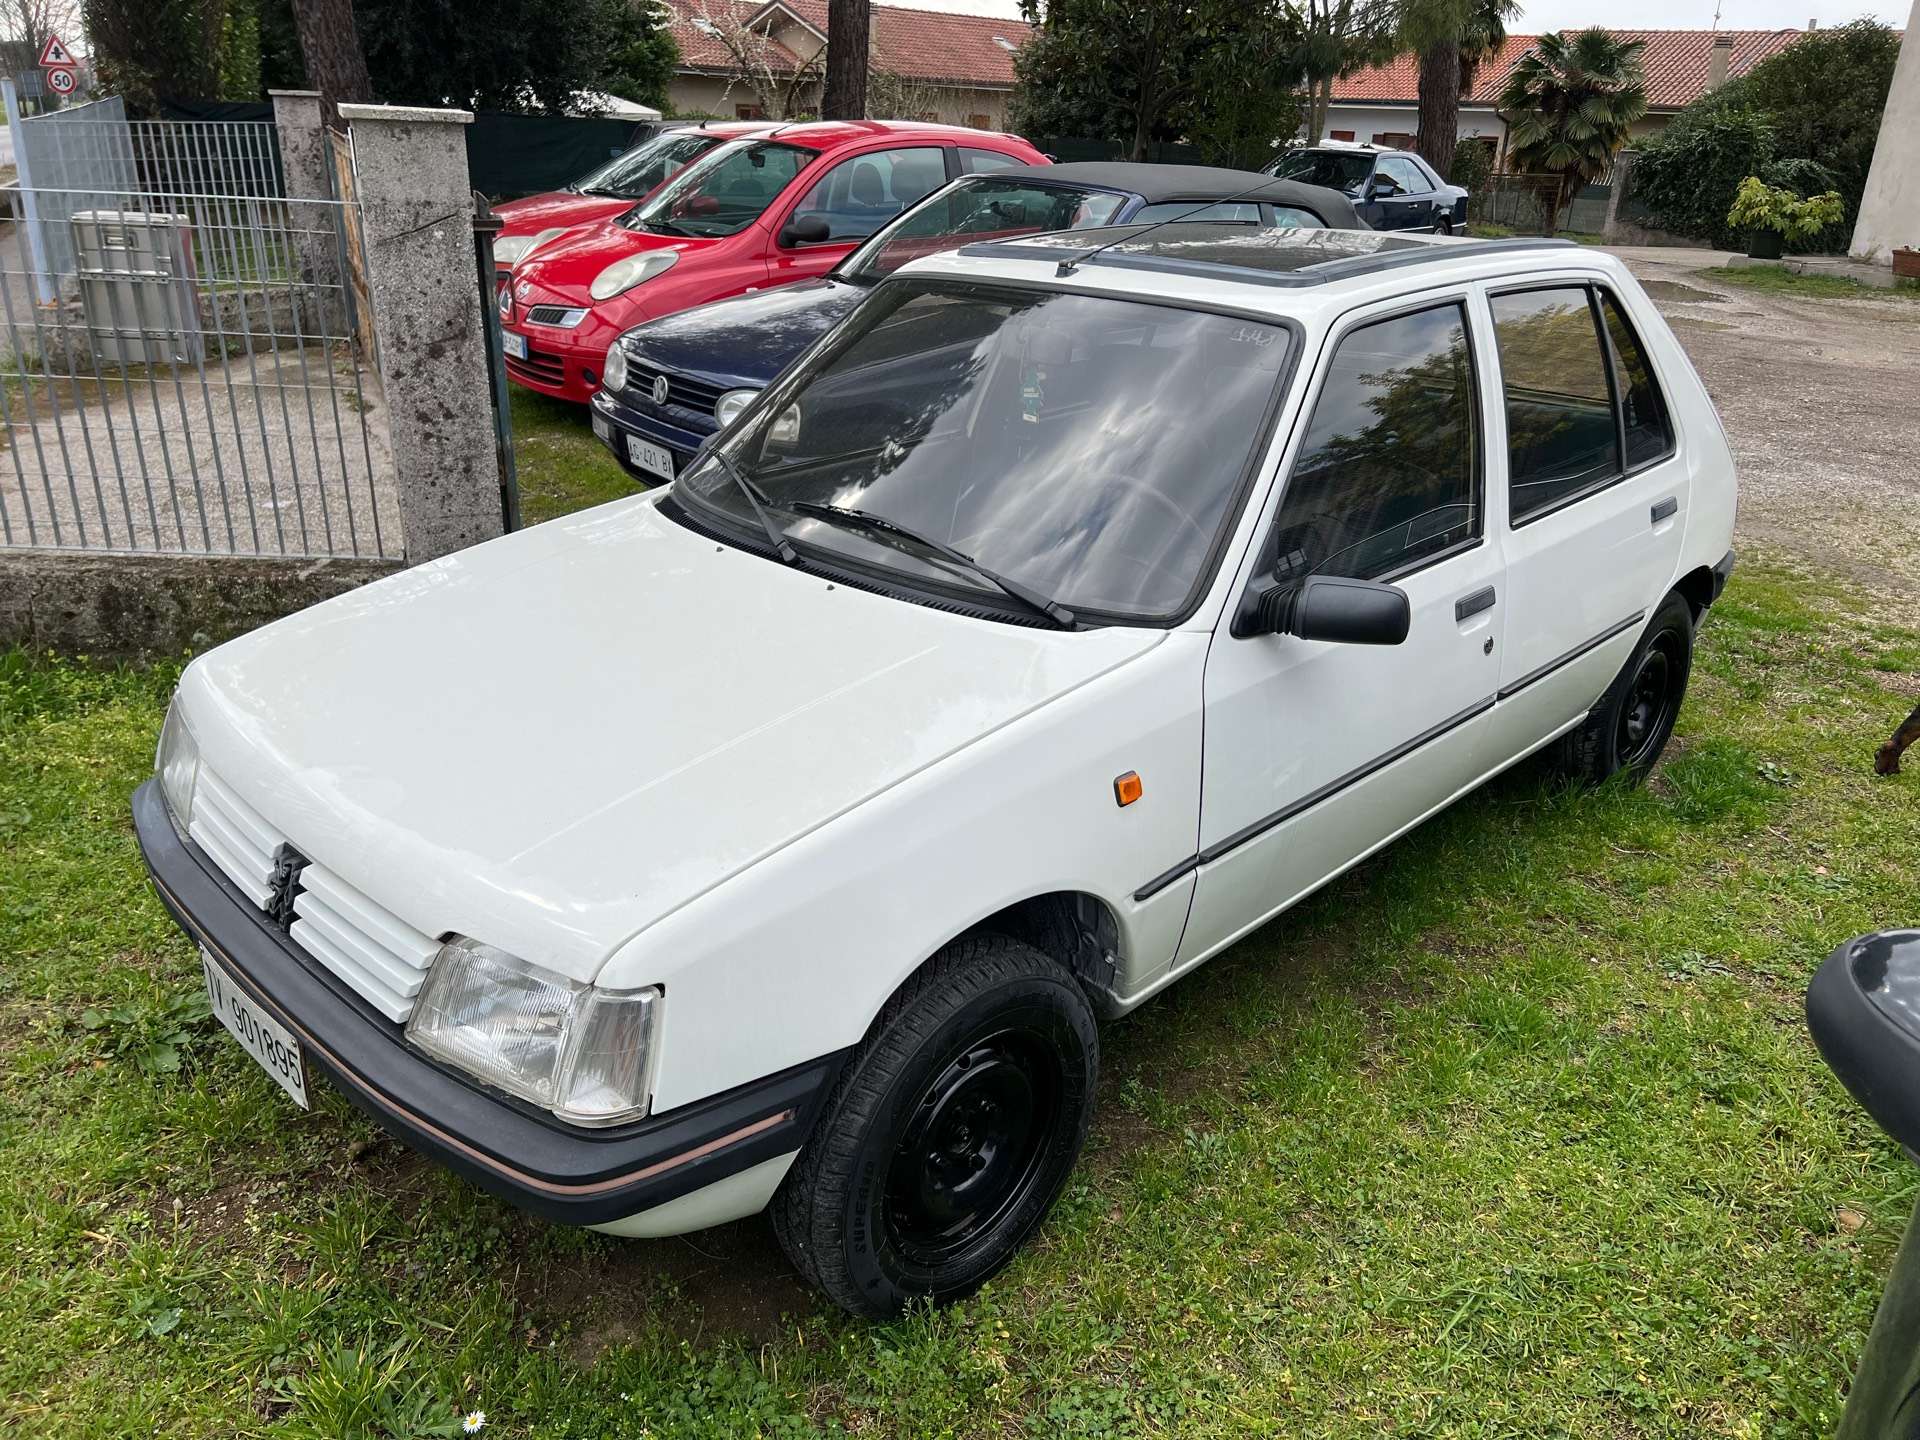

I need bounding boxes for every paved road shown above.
[1611,245,1920,623]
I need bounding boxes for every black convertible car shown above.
[588,161,1367,481]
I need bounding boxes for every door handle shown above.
[1455,585,1496,621]
[1651,496,1678,524]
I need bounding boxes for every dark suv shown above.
[1264,143,1468,234]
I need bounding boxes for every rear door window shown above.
[1131,201,1263,225]
[1271,302,1480,582]
[1597,291,1675,470]
[1380,157,1432,194]
[1492,287,1622,523]
[961,147,1027,174]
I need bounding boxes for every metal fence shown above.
[0,105,397,559]
[1469,174,1569,235]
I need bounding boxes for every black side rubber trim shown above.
[1131,855,1200,903]
[1495,610,1645,702]
[1135,610,1650,900]
[1133,696,1494,900]
[133,781,847,1226]
[1650,496,1678,524]
[1710,548,1736,602]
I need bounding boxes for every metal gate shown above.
[0,96,397,558]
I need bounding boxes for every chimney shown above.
[1809,17,1819,27]
[1707,34,1733,90]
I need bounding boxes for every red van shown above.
[500,120,1044,403]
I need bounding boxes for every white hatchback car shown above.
[138,225,1735,1318]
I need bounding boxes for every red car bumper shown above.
[502,307,628,405]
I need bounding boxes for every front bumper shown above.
[133,780,843,1226]
[502,322,603,404]
[590,389,710,479]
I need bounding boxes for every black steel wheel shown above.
[771,934,1097,1318]
[884,1026,1061,1267]
[1554,590,1695,785]
[1615,630,1683,770]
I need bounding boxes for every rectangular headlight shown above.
[406,937,659,1127]
[156,699,199,828]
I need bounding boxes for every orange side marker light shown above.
[1114,771,1143,807]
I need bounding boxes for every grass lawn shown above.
[507,387,643,526]
[1701,264,1920,303]
[5,548,1920,1437]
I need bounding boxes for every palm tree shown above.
[1402,0,1518,182]
[1498,28,1649,231]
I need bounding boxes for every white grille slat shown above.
[197,769,282,858]
[184,763,441,1023]
[191,798,275,885]
[293,889,427,999]
[298,865,439,965]
[290,918,414,1022]
[188,818,277,908]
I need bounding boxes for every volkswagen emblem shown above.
[652,374,670,406]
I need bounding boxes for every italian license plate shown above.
[501,330,528,361]
[201,947,308,1109]
[592,411,612,443]
[626,434,674,480]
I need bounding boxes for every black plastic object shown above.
[1807,932,1920,1440]
[1807,930,1920,1155]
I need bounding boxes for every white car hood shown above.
[182,496,1162,981]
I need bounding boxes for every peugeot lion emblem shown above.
[652,375,670,406]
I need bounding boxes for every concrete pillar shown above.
[1850,0,1920,264]
[270,89,345,334]
[337,103,504,561]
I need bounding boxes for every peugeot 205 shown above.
[136,225,1736,1318]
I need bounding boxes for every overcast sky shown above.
[880,0,1912,32]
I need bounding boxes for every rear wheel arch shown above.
[1671,563,1721,621]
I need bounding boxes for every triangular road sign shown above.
[38,35,73,69]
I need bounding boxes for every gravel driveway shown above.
[1612,245,1920,623]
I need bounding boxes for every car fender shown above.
[597,629,1210,1112]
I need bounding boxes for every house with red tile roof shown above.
[1321,28,1809,163]
[663,0,1034,129]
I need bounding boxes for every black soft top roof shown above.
[959,222,1575,288]
[1028,162,1365,228]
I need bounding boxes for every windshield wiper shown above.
[703,450,799,563]
[790,502,1075,628]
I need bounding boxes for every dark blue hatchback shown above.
[588,162,1365,484]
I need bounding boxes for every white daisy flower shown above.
[462,1412,486,1434]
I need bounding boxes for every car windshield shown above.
[676,281,1292,621]
[573,131,723,200]
[842,177,1129,281]
[625,140,815,238]
[1267,150,1372,192]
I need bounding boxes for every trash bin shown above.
[71,208,202,367]
[1806,929,1920,1439]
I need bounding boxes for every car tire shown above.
[1435,216,1453,235]
[770,933,1098,1318]
[1553,591,1694,786]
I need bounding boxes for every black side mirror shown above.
[1233,574,1410,643]
[778,214,832,247]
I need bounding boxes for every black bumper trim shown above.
[1710,548,1736,603]
[133,780,846,1226]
